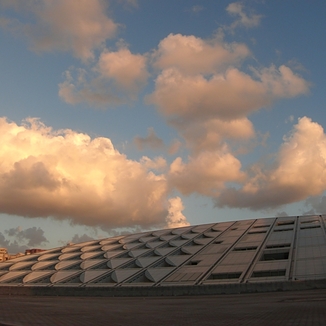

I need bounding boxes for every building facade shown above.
[0,215,325,288]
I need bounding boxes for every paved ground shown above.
[0,289,326,325]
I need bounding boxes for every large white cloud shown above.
[0,117,189,229]
[216,117,326,210]
[0,0,117,60]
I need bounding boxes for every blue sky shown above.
[0,0,326,253]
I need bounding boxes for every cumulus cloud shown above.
[98,47,149,93]
[147,33,309,198]
[152,33,250,75]
[0,117,189,229]
[0,0,117,61]
[148,65,309,125]
[168,149,245,197]
[226,2,262,29]
[216,117,326,210]
[59,47,149,107]
[166,197,189,228]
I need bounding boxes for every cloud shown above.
[152,33,250,75]
[0,0,117,61]
[5,226,48,247]
[0,117,189,229]
[1,226,48,253]
[226,2,262,29]
[188,5,204,14]
[168,149,245,197]
[178,118,255,154]
[98,47,149,93]
[147,33,309,198]
[71,233,95,244]
[305,196,326,214]
[59,68,123,107]
[140,156,167,172]
[134,127,164,150]
[59,47,149,107]
[216,117,326,210]
[166,197,189,228]
[148,65,309,125]
[0,232,28,254]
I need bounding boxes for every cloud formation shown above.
[152,33,250,76]
[0,0,117,60]
[5,226,48,247]
[168,149,245,196]
[226,2,262,29]
[0,118,189,229]
[0,226,48,253]
[59,47,149,106]
[146,33,309,201]
[216,117,326,210]
[134,128,164,151]
[166,197,189,228]
[149,65,309,124]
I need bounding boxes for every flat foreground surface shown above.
[0,289,326,325]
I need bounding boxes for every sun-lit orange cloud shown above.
[168,149,245,197]
[148,65,309,123]
[152,33,250,75]
[216,117,326,210]
[166,197,190,228]
[0,118,188,229]
[98,47,149,93]
[147,33,310,200]
[0,0,117,60]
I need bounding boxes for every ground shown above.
[0,289,326,325]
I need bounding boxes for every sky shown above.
[0,0,326,253]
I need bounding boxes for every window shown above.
[252,269,286,278]
[248,230,267,234]
[209,272,241,280]
[253,225,270,228]
[274,228,293,232]
[260,250,289,261]
[233,246,258,251]
[266,243,290,249]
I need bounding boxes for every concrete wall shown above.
[1,279,326,297]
